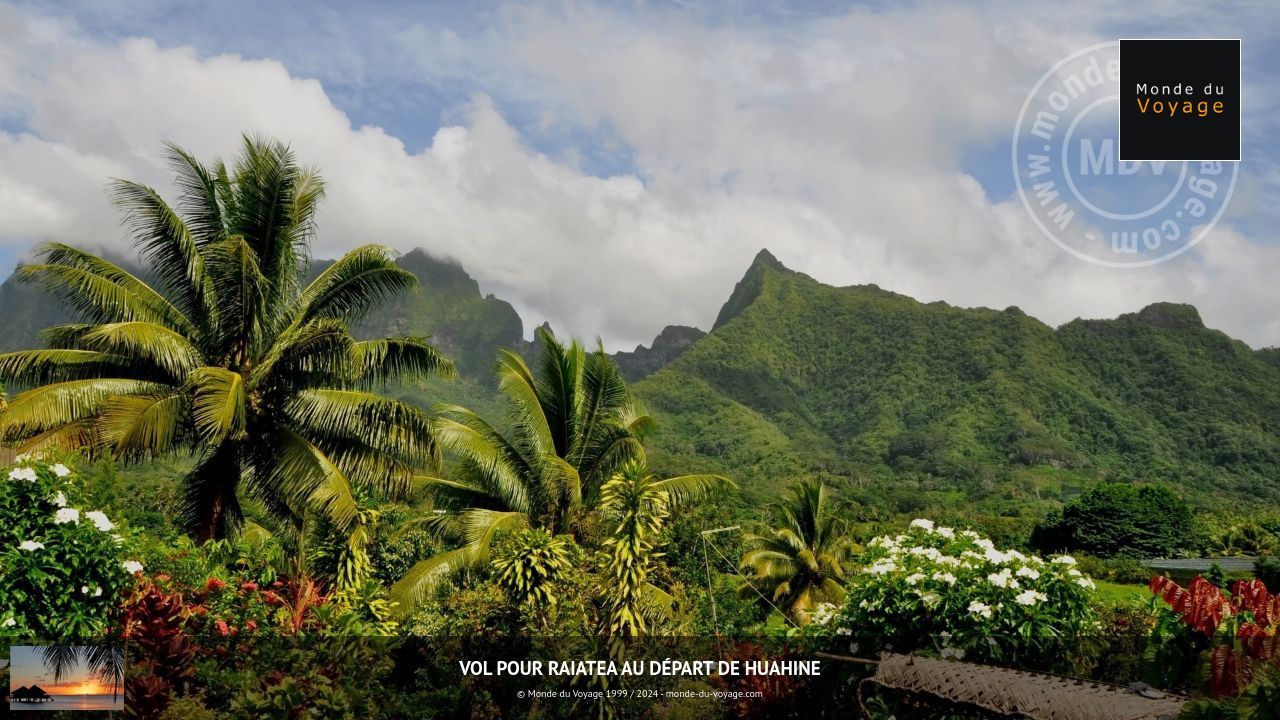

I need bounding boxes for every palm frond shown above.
[0,378,167,443]
[294,245,417,325]
[186,367,246,445]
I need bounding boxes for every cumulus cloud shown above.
[0,0,1277,350]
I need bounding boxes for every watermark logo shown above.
[1012,41,1237,267]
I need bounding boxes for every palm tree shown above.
[738,478,851,624]
[392,327,727,611]
[40,645,125,702]
[599,459,679,636]
[0,137,453,541]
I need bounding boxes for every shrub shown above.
[819,519,1099,673]
[1031,483,1197,558]
[0,458,142,640]
[1255,556,1280,590]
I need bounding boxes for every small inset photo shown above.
[8,646,124,713]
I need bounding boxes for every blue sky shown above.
[1,0,1277,348]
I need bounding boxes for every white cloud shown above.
[0,1,1278,351]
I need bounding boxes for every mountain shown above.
[632,250,1280,512]
[614,325,707,381]
[4,243,1279,517]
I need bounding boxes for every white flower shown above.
[2,617,15,627]
[51,491,67,508]
[121,560,144,575]
[866,560,898,575]
[7,467,37,482]
[909,518,935,532]
[932,572,957,585]
[1067,568,1082,577]
[81,585,90,594]
[54,508,80,524]
[111,534,124,545]
[960,530,980,539]
[936,527,955,539]
[983,547,1009,564]
[1051,555,1077,566]
[920,591,941,608]
[967,601,993,618]
[905,573,926,586]
[974,539,995,551]
[93,587,102,597]
[1006,550,1026,562]
[1076,577,1096,590]
[14,453,31,463]
[84,510,115,532]
[52,463,71,477]
[1015,589,1048,606]
[835,627,852,636]
[987,570,1019,589]
[1015,567,1040,580]
[18,541,45,551]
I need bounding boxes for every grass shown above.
[1094,580,1149,607]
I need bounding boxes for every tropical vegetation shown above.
[0,137,452,543]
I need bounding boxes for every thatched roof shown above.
[28,684,50,698]
[871,654,1186,720]
[12,685,31,698]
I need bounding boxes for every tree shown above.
[0,137,453,541]
[392,328,727,611]
[40,645,125,702]
[738,478,851,624]
[1031,483,1198,558]
[598,459,677,637]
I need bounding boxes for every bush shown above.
[0,458,142,640]
[819,520,1099,673]
[1076,555,1152,585]
[1031,483,1198,558]
[1256,556,1280,589]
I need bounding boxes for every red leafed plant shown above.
[1151,575,1280,697]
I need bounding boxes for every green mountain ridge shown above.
[1,245,1276,515]
[633,249,1280,511]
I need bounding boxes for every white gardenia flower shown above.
[1052,555,1077,566]
[1015,589,1048,606]
[84,511,115,532]
[1015,566,1040,580]
[967,601,993,618]
[81,585,89,594]
[93,587,102,597]
[909,518,935,532]
[905,573,926,586]
[835,627,852,636]
[866,560,898,575]
[983,547,1009,564]
[935,527,955,539]
[18,540,45,551]
[920,591,941,608]
[51,491,67,508]
[54,508,80,525]
[974,538,996,551]
[1076,577,1097,590]
[8,467,37,482]
[2,617,15,627]
[52,464,71,478]
[932,572,957,585]
[987,570,1019,589]
[121,560,144,574]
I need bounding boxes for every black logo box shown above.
[1119,38,1241,162]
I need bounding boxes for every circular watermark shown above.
[1012,41,1237,267]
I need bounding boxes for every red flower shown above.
[205,578,226,592]
[240,581,259,592]
[214,620,229,637]
[271,581,284,589]
[245,620,258,631]
[154,574,171,582]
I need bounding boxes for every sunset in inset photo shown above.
[8,646,124,712]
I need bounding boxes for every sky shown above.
[8,646,109,693]
[0,0,1278,350]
